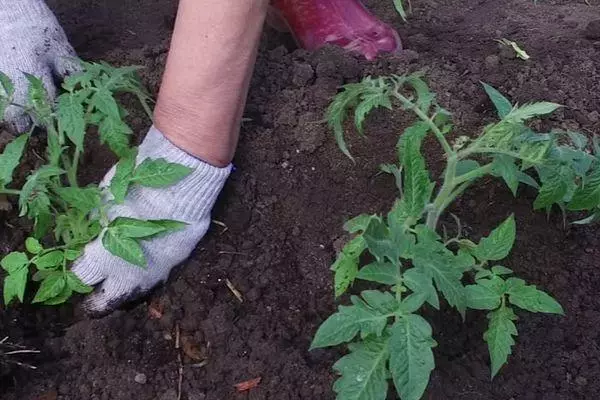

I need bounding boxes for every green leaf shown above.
[311,299,391,349]
[465,284,502,310]
[102,229,146,267]
[456,160,481,177]
[66,271,93,294]
[332,235,366,297]
[332,336,389,400]
[389,314,436,400]
[43,284,73,305]
[484,306,518,378]
[34,212,53,239]
[393,0,408,21]
[65,249,83,261]
[57,92,86,150]
[0,134,28,185]
[507,282,563,314]
[491,155,519,196]
[568,168,600,210]
[354,87,393,136]
[360,290,398,314]
[24,73,52,124]
[357,261,401,285]
[110,149,137,203]
[90,87,121,120]
[413,239,466,316]
[344,214,374,234]
[131,158,193,188]
[99,116,132,157]
[505,102,561,123]
[534,174,569,210]
[482,82,513,118]
[3,267,28,305]
[398,127,434,221]
[473,215,516,262]
[0,71,15,97]
[25,237,43,254]
[491,265,513,275]
[109,217,168,238]
[33,250,64,270]
[143,219,188,237]
[55,186,102,213]
[1,252,29,273]
[32,272,66,303]
[19,166,64,218]
[397,122,430,165]
[403,267,439,309]
[516,171,539,189]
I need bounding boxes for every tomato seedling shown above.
[312,73,596,399]
[0,61,192,306]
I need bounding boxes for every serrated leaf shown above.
[3,267,28,305]
[311,299,391,349]
[482,82,512,118]
[507,283,563,314]
[357,261,401,285]
[33,250,64,270]
[43,284,73,305]
[354,88,393,136]
[397,122,430,165]
[491,265,513,275]
[491,155,519,196]
[332,336,389,400]
[90,87,121,120]
[413,239,466,316]
[484,306,517,378]
[19,166,63,218]
[143,219,188,237]
[405,74,435,115]
[359,290,399,314]
[55,186,102,213]
[24,73,52,124]
[364,217,413,265]
[65,249,83,261]
[505,102,561,123]
[465,284,502,310]
[567,168,600,210]
[34,212,53,239]
[1,252,29,273]
[398,127,434,221]
[534,174,569,210]
[332,235,366,297]
[344,214,374,233]
[57,92,86,150]
[131,158,193,188]
[99,116,132,157]
[32,272,66,303]
[102,229,146,267]
[110,149,137,203]
[0,71,15,97]
[109,217,167,238]
[456,159,481,177]
[25,237,43,254]
[403,267,439,309]
[389,314,436,400]
[66,271,93,294]
[517,171,539,189]
[0,134,28,185]
[473,215,516,262]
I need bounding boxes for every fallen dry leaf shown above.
[147,298,164,319]
[181,335,205,361]
[234,377,262,392]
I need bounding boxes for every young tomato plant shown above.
[0,61,192,306]
[311,74,599,399]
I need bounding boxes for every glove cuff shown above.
[134,126,232,222]
[4,0,56,22]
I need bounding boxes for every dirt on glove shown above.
[2,0,600,399]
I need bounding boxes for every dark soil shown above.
[2,0,600,399]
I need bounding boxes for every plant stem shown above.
[68,148,81,188]
[0,189,21,196]
[426,155,458,229]
[453,163,494,186]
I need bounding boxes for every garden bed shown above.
[2,0,600,399]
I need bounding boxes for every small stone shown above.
[485,55,500,69]
[584,20,600,40]
[585,247,593,254]
[292,226,301,236]
[134,373,147,384]
[588,111,600,123]
[575,376,588,386]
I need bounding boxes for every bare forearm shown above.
[154,0,269,167]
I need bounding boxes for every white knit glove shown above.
[72,126,231,315]
[0,0,78,132]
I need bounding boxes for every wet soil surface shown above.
[2,0,600,399]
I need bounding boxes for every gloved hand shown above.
[72,126,231,315]
[0,0,78,132]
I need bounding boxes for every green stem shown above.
[426,155,458,229]
[453,163,494,186]
[0,189,21,196]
